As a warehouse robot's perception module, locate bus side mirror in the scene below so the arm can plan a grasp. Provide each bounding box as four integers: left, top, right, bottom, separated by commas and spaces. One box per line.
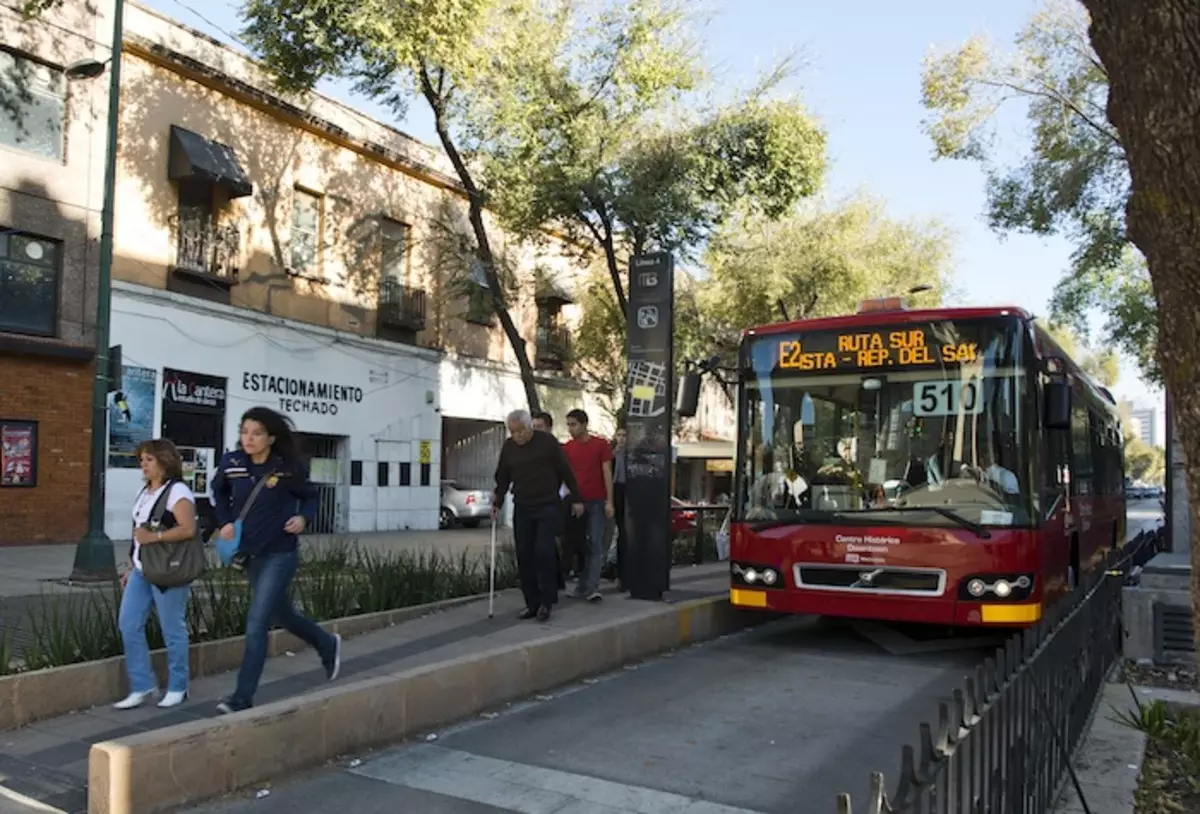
676, 370, 702, 418
1045, 379, 1071, 430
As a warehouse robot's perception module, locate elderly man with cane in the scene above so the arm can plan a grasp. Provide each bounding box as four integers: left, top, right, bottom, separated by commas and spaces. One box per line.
492, 409, 583, 622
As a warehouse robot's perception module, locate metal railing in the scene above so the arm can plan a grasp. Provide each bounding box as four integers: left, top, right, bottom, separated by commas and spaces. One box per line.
669, 503, 730, 565
535, 325, 571, 370
169, 214, 240, 281
836, 526, 1166, 814
378, 278, 427, 332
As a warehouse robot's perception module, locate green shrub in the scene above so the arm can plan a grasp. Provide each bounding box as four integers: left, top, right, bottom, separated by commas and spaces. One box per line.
6, 540, 520, 674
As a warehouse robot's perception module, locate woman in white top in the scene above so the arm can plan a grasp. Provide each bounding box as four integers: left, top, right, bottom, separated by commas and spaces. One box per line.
114, 439, 197, 710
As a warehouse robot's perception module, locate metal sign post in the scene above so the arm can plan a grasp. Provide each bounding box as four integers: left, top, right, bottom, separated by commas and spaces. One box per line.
623, 252, 675, 600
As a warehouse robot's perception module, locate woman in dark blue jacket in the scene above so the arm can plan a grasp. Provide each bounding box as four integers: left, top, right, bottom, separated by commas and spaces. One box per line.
209, 406, 342, 714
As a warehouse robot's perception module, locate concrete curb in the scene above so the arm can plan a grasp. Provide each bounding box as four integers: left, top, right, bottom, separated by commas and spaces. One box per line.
0, 589, 502, 731
88, 595, 769, 814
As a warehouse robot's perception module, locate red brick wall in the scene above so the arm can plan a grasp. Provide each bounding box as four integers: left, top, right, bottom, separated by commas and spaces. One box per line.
0, 355, 93, 545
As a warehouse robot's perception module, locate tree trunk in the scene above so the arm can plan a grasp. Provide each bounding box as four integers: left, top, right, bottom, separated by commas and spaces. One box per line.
1079, 0, 1200, 659
419, 73, 543, 414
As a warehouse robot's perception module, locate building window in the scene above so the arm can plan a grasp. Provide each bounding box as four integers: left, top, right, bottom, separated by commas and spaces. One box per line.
377, 461, 390, 487
0, 229, 59, 336
0, 51, 65, 161
399, 462, 412, 486
420, 462, 431, 486
290, 188, 322, 275
380, 218, 408, 281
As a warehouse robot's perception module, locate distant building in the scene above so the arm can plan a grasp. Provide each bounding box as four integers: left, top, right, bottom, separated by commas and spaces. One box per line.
1131, 406, 1158, 447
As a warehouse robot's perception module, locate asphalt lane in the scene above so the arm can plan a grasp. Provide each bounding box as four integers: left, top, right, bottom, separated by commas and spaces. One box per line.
186, 501, 1164, 814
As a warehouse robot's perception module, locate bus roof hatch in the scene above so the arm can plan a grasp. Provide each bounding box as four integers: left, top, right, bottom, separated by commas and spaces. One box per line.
857, 297, 907, 313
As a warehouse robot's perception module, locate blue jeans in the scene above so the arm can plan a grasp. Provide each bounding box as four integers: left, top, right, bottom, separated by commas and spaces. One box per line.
119, 568, 191, 694
231, 549, 335, 707
576, 500, 607, 594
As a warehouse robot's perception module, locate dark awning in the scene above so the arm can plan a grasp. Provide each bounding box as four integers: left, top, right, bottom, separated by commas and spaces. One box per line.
534, 282, 574, 305
167, 125, 253, 199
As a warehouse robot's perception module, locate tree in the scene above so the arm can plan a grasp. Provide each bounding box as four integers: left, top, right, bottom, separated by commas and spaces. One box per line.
1037, 318, 1120, 387
696, 194, 956, 358
1125, 437, 1165, 485
471, 0, 827, 316
1075, 0, 1200, 655
239, 0, 549, 411
920, 0, 1159, 381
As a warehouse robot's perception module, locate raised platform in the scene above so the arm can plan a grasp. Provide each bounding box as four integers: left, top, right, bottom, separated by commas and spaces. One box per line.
1124, 551, 1193, 666
0, 564, 769, 814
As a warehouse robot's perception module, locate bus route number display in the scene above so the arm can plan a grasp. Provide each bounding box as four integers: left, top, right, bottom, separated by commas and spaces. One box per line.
776, 328, 980, 371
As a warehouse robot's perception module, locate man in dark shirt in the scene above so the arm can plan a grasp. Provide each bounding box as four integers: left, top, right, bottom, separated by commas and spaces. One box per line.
493, 409, 583, 621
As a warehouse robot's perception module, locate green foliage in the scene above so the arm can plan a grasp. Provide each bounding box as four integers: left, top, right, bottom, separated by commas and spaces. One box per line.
920, 0, 1159, 382
1125, 436, 1165, 484
468, 0, 826, 309
1037, 318, 1120, 387
4, 544, 518, 673
697, 194, 956, 359
1117, 699, 1200, 764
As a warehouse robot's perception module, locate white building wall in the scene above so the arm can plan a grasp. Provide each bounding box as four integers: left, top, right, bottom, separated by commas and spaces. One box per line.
105, 281, 443, 538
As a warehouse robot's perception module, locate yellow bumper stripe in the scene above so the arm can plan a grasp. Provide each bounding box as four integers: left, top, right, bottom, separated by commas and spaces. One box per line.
980, 603, 1042, 624
730, 588, 768, 608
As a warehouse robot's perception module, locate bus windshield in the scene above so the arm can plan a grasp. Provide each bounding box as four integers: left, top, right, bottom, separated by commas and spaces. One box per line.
737, 316, 1038, 530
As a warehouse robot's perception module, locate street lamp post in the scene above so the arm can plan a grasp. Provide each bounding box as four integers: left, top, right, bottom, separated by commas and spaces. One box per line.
68, 0, 125, 582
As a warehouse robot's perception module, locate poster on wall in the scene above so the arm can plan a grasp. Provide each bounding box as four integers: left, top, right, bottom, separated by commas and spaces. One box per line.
0, 420, 38, 487
108, 365, 157, 468
177, 446, 215, 499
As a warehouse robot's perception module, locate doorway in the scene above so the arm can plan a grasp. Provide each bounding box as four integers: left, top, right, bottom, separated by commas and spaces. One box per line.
296, 433, 348, 533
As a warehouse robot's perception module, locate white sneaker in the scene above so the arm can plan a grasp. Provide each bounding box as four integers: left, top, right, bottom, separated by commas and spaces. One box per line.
113, 689, 158, 710
157, 690, 188, 708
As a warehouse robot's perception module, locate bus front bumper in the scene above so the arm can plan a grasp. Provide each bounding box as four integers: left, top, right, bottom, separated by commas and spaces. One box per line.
729, 587, 1042, 627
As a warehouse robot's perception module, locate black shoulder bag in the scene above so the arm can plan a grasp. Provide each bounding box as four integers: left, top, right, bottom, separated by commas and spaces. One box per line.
139, 480, 207, 588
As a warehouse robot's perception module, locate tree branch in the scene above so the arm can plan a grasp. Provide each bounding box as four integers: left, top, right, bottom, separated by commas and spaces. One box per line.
974, 75, 1122, 149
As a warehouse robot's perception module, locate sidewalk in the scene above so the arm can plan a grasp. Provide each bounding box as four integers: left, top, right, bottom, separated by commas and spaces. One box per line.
0, 563, 728, 814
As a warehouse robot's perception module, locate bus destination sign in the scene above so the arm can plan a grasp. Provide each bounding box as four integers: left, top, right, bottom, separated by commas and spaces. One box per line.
774, 327, 980, 372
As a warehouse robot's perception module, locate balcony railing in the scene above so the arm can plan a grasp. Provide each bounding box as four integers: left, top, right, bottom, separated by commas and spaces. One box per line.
169, 213, 240, 284
536, 325, 570, 370
378, 278, 427, 333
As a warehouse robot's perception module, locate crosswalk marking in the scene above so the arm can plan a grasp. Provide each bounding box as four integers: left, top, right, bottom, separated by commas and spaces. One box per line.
349, 745, 764, 814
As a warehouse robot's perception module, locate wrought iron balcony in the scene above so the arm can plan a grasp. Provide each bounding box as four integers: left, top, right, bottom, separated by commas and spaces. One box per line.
536, 325, 570, 371
378, 278, 427, 333
168, 213, 240, 285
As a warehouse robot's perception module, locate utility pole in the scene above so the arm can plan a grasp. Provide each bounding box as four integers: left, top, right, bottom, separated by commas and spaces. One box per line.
69, 0, 125, 582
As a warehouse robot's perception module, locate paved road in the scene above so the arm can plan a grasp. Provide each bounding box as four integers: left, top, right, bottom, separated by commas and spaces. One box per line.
184, 501, 1165, 814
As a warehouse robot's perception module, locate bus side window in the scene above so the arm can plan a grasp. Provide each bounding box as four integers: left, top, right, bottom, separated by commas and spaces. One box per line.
1070, 404, 1094, 497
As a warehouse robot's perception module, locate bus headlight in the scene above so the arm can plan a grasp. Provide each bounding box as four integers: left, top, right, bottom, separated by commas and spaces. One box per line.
731, 562, 783, 589
958, 573, 1037, 601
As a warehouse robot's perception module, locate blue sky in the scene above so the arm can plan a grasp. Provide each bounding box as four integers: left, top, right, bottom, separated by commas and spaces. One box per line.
142, 0, 1162, 414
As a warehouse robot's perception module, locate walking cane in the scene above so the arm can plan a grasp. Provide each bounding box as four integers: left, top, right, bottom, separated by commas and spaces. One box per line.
488, 515, 497, 619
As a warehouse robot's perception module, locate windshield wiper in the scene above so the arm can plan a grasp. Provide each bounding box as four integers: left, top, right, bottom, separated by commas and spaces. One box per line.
746, 513, 836, 532
848, 505, 993, 540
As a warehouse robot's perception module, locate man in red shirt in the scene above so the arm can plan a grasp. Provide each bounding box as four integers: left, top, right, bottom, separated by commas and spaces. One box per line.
563, 409, 614, 602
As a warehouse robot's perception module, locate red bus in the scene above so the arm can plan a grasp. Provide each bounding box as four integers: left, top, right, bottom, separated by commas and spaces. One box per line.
722, 301, 1125, 627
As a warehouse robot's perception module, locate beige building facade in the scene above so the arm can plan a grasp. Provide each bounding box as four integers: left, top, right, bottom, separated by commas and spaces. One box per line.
99, 3, 603, 537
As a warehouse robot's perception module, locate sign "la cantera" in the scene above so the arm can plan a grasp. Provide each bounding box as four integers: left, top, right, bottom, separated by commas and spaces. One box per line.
242, 373, 364, 416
